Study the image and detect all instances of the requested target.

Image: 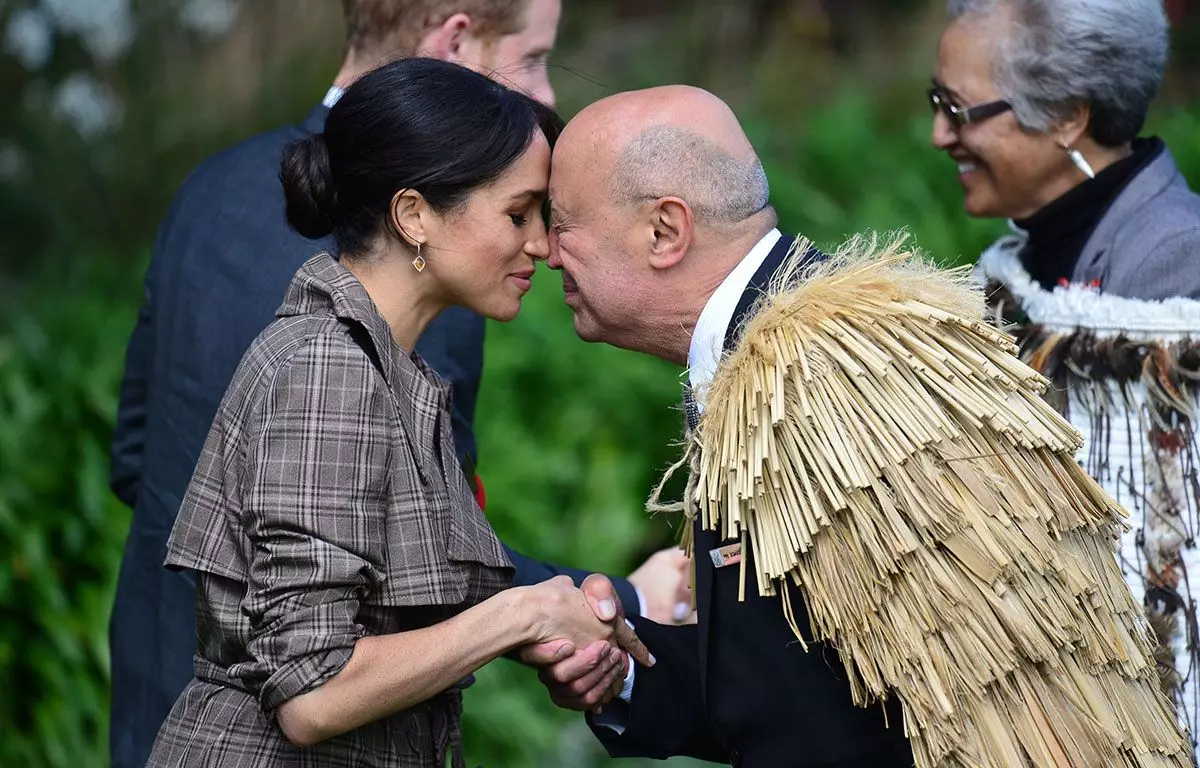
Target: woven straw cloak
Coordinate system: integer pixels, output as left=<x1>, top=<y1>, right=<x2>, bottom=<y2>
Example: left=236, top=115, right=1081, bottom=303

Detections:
left=662, top=234, right=1193, bottom=767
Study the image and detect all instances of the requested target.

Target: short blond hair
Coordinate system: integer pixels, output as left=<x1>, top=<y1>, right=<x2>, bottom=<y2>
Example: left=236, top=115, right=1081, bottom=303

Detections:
left=341, top=0, right=529, bottom=58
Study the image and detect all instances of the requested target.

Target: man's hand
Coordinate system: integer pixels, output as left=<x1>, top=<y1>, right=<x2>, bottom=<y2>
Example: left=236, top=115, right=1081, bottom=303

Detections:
left=519, top=574, right=655, bottom=712
left=629, top=546, right=695, bottom=624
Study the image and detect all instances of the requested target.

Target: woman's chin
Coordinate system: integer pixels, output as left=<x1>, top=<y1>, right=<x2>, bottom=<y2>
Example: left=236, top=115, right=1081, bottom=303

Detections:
left=961, top=190, right=1002, bottom=220
left=486, top=298, right=522, bottom=323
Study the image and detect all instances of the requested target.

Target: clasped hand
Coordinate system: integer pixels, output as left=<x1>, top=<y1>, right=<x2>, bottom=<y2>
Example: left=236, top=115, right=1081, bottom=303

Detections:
left=517, top=574, right=654, bottom=712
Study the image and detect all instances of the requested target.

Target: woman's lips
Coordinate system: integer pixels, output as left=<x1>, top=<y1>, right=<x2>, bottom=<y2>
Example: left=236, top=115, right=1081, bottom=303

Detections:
left=509, top=268, right=534, bottom=293
left=509, top=270, right=533, bottom=292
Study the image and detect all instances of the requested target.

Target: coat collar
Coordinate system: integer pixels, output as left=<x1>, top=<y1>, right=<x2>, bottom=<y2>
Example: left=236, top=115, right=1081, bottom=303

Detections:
left=1079, top=145, right=1184, bottom=268
left=302, top=103, right=329, bottom=135
left=277, top=252, right=452, bottom=402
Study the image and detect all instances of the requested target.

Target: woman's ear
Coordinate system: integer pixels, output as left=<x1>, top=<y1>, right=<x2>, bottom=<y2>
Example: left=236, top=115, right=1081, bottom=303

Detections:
left=1056, top=102, right=1092, bottom=149
left=647, top=197, right=694, bottom=271
left=389, top=189, right=431, bottom=249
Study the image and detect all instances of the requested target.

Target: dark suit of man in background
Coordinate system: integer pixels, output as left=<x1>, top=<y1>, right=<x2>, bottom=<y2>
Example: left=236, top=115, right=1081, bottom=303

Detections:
left=108, top=2, right=690, bottom=765
left=525, top=86, right=914, bottom=767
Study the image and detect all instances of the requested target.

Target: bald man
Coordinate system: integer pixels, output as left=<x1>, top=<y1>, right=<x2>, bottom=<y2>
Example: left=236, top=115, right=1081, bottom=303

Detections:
left=531, top=87, right=915, bottom=767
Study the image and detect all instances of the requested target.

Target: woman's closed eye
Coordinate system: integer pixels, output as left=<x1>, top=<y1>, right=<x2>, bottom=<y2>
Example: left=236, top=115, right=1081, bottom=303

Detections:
left=509, top=213, right=528, bottom=227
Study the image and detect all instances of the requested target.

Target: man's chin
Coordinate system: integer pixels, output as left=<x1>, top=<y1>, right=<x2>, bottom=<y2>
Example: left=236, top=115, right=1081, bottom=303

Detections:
left=571, top=313, right=603, bottom=343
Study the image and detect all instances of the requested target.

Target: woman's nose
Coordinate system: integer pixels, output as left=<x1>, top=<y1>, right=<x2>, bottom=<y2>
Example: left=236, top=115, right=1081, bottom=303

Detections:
left=931, top=110, right=958, bottom=150
left=527, top=232, right=550, bottom=261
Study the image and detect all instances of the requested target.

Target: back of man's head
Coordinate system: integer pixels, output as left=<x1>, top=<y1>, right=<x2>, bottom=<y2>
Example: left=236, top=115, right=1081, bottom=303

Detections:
left=342, top=0, right=525, bottom=59
left=339, top=0, right=559, bottom=106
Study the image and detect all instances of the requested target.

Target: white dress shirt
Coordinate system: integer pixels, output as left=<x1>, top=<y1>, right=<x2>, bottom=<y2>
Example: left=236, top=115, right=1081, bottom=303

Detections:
left=595, top=228, right=784, bottom=733
left=322, top=85, right=343, bottom=108
left=688, top=228, right=783, bottom=403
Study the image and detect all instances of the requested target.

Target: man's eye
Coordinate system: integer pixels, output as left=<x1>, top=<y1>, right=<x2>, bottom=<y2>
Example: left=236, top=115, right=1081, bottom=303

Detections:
left=510, top=214, right=528, bottom=226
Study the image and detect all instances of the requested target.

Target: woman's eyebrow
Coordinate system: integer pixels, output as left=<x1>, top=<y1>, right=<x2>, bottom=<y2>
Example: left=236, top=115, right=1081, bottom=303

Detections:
left=932, top=77, right=964, bottom=102
left=506, top=188, right=548, bottom=205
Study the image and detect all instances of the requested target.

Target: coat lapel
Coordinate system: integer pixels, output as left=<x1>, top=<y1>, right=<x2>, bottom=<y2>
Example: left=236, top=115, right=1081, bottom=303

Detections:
left=696, top=233, right=822, bottom=697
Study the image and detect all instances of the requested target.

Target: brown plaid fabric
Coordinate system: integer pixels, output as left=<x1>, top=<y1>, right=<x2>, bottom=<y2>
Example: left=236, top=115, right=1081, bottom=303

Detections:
left=148, top=253, right=512, bottom=767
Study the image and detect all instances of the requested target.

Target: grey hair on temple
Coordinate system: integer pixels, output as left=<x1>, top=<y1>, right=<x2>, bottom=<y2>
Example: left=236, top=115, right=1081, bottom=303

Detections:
left=610, top=125, right=770, bottom=223
left=946, top=0, right=1169, bottom=146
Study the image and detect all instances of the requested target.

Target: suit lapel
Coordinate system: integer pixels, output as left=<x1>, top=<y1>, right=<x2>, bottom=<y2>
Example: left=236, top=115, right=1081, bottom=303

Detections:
left=723, top=234, right=820, bottom=350
left=696, top=233, right=823, bottom=698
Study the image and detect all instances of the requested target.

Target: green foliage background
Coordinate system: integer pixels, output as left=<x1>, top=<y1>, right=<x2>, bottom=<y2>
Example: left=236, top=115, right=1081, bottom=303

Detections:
left=1, top=1, right=1198, bottom=765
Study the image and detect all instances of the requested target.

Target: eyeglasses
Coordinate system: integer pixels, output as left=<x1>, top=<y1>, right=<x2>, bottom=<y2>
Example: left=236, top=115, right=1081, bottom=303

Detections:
left=927, top=85, right=1012, bottom=129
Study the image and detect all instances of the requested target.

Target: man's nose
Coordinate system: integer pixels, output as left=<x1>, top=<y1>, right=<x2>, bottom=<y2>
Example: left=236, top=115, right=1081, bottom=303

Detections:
left=546, top=236, right=563, bottom=270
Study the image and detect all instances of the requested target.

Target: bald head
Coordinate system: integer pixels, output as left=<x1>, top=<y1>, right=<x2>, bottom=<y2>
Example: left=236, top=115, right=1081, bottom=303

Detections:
left=558, top=86, right=770, bottom=225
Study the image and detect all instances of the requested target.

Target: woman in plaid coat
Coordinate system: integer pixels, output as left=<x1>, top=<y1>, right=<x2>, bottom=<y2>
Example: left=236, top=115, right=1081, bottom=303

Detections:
left=146, top=58, right=649, bottom=767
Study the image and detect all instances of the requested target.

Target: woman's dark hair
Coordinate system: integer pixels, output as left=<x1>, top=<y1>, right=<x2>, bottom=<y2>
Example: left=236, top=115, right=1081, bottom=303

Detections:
left=281, top=57, right=563, bottom=255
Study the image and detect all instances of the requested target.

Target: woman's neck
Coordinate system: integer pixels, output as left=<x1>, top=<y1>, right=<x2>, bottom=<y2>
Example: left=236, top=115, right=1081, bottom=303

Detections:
left=1079, top=138, right=1133, bottom=178
left=342, top=253, right=445, bottom=354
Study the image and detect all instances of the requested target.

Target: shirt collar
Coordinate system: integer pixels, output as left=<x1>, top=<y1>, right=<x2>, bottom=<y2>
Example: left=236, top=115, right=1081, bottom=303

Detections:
left=687, top=228, right=782, bottom=396
left=322, top=85, right=344, bottom=109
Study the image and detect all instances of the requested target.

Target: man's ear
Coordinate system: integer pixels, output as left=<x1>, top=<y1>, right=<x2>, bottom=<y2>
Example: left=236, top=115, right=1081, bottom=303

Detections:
left=389, top=189, right=431, bottom=249
left=417, top=12, right=486, bottom=67
left=647, top=197, right=694, bottom=271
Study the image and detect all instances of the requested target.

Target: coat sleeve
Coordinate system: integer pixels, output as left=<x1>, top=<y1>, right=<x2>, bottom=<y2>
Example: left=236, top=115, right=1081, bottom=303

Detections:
left=505, top=547, right=641, bottom=618
left=229, top=335, right=393, bottom=711
left=109, top=221, right=171, bottom=508
left=587, top=620, right=728, bottom=763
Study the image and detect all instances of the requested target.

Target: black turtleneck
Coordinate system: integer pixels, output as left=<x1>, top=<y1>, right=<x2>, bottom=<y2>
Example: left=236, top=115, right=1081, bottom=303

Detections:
left=1015, top=137, right=1164, bottom=291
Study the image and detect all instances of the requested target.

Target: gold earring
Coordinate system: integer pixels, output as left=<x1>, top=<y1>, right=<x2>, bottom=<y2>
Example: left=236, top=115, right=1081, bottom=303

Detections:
left=412, top=242, right=426, bottom=272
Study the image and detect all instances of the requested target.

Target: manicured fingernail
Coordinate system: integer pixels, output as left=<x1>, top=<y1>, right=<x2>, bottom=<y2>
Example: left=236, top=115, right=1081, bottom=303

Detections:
left=673, top=602, right=690, bottom=621
left=649, top=653, right=657, bottom=666
left=599, top=600, right=616, bottom=620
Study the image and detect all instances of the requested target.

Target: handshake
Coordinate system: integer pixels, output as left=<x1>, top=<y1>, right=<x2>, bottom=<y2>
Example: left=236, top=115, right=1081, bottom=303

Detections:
left=514, top=547, right=693, bottom=712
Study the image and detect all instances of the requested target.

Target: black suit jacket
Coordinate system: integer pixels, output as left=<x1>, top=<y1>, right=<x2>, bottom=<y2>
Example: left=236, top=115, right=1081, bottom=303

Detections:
left=591, top=235, right=914, bottom=767
left=108, top=104, right=639, bottom=768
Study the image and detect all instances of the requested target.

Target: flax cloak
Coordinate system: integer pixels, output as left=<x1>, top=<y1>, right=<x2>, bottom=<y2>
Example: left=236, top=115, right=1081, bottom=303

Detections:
left=658, top=233, right=1192, bottom=767
left=977, top=232, right=1200, bottom=755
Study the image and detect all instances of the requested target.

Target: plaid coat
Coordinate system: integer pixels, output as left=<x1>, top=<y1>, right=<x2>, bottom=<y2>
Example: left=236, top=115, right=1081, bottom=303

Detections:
left=148, top=253, right=512, bottom=767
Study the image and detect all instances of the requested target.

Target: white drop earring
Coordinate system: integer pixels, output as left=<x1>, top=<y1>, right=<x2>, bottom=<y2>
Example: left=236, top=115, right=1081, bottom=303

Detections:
left=1062, top=142, right=1095, bottom=180
left=411, top=242, right=426, bottom=272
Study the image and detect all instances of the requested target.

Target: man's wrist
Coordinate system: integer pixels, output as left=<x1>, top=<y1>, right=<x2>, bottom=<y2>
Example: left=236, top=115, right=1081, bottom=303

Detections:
left=619, top=653, right=636, bottom=702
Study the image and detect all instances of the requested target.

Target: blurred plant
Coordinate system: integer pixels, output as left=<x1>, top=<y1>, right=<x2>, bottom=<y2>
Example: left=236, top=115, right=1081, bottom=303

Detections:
left=0, top=250, right=143, bottom=765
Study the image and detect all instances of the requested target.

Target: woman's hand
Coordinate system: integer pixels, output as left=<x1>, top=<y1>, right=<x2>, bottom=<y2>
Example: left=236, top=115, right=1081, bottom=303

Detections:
left=518, top=575, right=655, bottom=712
left=523, top=576, right=608, bottom=646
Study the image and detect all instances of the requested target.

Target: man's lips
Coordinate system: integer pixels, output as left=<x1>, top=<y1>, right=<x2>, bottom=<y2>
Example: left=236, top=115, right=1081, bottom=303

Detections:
left=562, top=274, right=579, bottom=293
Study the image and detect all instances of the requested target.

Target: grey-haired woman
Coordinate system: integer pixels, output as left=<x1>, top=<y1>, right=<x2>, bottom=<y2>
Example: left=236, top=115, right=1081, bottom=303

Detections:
left=930, top=0, right=1200, bottom=753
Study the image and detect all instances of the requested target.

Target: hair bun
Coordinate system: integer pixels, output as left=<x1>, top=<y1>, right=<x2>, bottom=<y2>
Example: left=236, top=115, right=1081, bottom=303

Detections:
left=280, top=133, right=337, bottom=239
